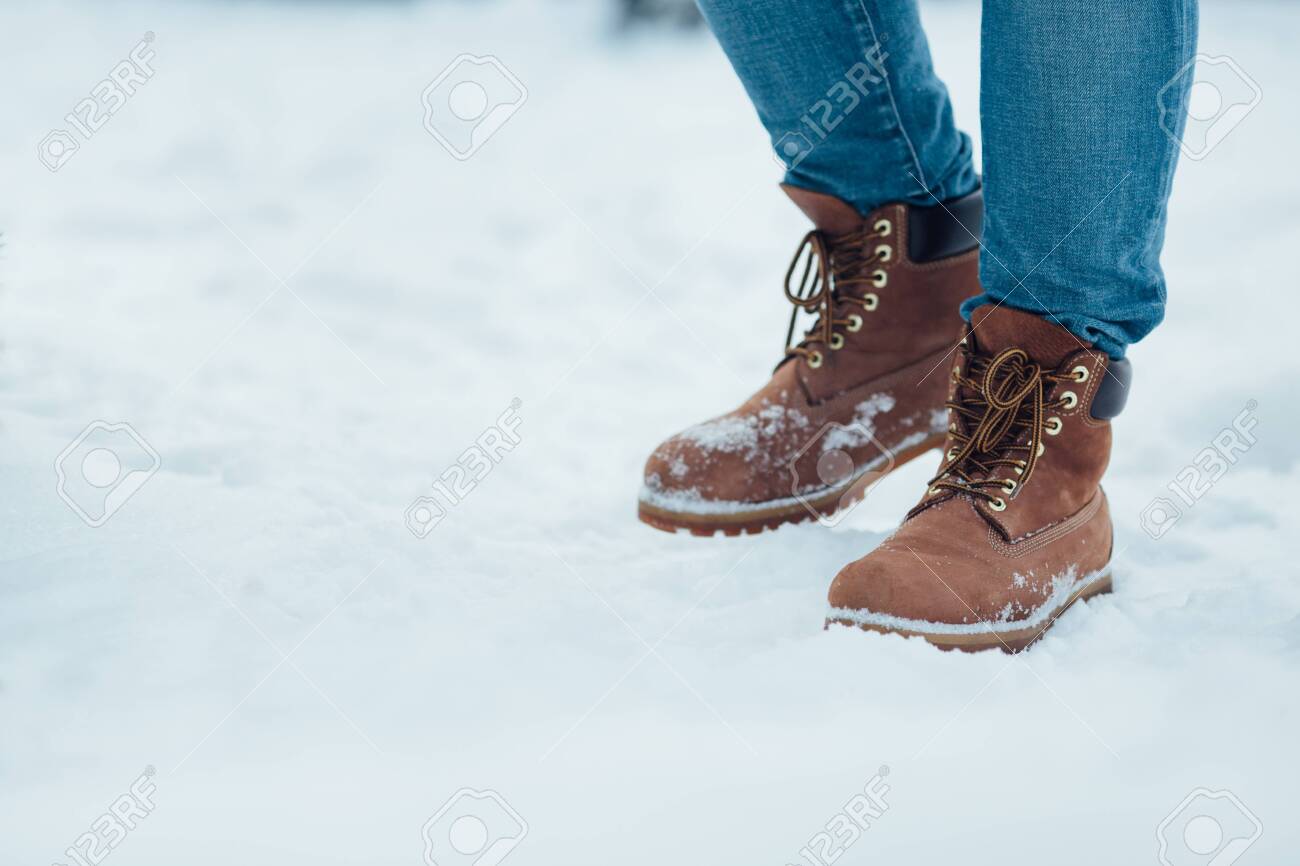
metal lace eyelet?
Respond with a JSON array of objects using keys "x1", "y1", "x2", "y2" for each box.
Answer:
[
  {"x1": 875, "y1": 245, "x2": 892, "y2": 262},
  {"x1": 846, "y1": 313, "x2": 863, "y2": 333},
  {"x1": 1072, "y1": 365, "x2": 1090, "y2": 383},
  {"x1": 871, "y1": 269, "x2": 888, "y2": 288},
  {"x1": 1013, "y1": 460, "x2": 1026, "y2": 475},
  {"x1": 862, "y1": 292, "x2": 880, "y2": 310},
  {"x1": 1036, "y1": 442, "x2": 1045, "y2": 457},
  {"x1": 1045, "y1": 417, "x2": 1063, "y2": 436},
  {"x1": 989, "y1": 497, "x2": 1007, "y2": 512},
  {"x1": 1060, "y1": 390, "x2": 1079, "y2": 409},
  {"x1": 830, "y1": 333, "x2": 845, "y2": 350},
  {"x1": 928, "y1": 486, "x2": 942, "y2": 496},
  {"x1": 947, "y1": 447, "x2": 959, "y2": 460},
  {"x1": 807, "y1": 351, "x2": 823, "y2": 369},
  {"x1": 951, "y1": 365, "x2": 962, "y2": 381},
  {"x1": 1002, "y1": 479, "x2": 1017, "y2": 494},
  {"x1": 874, "y1": 219, "x2": 892, "y2": 237}
]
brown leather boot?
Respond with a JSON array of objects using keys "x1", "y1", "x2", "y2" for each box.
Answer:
[
  {"x1": 638, "y1": 184, "x2": 983, "y2": 535},
  {"x1": 826, "y1": 304, "x2": 1132, "y2": 651}
]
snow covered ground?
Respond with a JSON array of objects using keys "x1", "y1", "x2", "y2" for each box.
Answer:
[{"x1": 1, "y1": 1, "x2": 1297, "y2": 863}]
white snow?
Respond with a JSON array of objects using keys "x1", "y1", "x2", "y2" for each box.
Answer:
[
  {"x1": 676, "y1": 401, "x2": 810, "y2": 458},
  {"x1": 2, "y1": 1, "x2": 1298, "y2": 865},
  {"x1": 819, "y1": 392, "x2": 896, "y2": 452}
]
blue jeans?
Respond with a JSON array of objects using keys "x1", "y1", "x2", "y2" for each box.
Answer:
[{"x1": 696, "y1": 0, "x2": 1198, "y2": 357}]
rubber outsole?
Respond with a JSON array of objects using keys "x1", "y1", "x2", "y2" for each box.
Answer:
[
  {"x1": 826, "y1": 570, "x2": 1113, "y2": 653},
  {"x1": 636, "y1": 433, "x2": 945, "y2": 537}
]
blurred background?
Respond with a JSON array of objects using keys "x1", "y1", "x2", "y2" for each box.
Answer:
[{"x1": 2, "y1": 2, "x2": 1297, "y2": 865}]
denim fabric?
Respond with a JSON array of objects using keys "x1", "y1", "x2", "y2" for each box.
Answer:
[
  {"x1": 695, "y1": 0, "x2": 980, "y2": 209},
  {"x1": 696, "y1": 0, "x2": 1198, "y2": 357}
]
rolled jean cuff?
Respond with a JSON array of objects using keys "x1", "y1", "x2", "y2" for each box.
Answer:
[{"x1": 959, "y1": 291, "x2": 1149, "y2": 359}]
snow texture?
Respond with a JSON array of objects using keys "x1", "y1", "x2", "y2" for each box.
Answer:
[
  {"x1": 819, "y1": 392, "x2": 896, "y2": 452},
  {"x1": 1, "y1": 2, "x2": 1298, "y2": 865},
  {"x1": 677, "y1": 401, "x2": 810, "y2": 458}
]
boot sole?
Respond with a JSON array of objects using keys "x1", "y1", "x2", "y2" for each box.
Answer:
[
  {"x1": 637, "y1": 432, "x2": 945, "y2": 537},
  {"x1": 827, "y1": 567, "x2": 1113, "y2": 653}
]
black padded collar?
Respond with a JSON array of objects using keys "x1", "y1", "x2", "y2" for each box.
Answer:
[
  {"x1": 1090, "y1": 357, "x2": 1132, "y2": 420},
  {"x1": 908, "y1": 187, "x2": 983, "y2": 263}
]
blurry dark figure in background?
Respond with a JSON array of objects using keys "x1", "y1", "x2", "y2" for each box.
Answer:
[{"x1": 619, "y1": 0, "x2": 703, "y2": 28}]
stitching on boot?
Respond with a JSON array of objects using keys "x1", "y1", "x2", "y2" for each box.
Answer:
[{"x1": 988, "y1": 489, "x2": 1104, "y2": 556}]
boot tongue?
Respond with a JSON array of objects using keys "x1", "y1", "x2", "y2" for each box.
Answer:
[
  {"x1": 781, "y1": 184, "x2": 863, "y2": 236},
  {"x1": 968, "y1": 304, "x2": 1088, "y2": 368}
]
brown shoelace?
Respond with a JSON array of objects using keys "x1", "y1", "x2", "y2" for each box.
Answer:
[
  {"x1": 916, "y1": 346, "x2": 1079, "y2": 513},
  {"x1": 782, "y1": 221, "x2": 892, "y2": 367}
]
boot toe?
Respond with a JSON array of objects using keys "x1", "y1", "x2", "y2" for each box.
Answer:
[
  {"x1": 827, "y1": 542, "x2": 976, "y2": 628},
  {"x1": 827, "y1": 555, "x2": 895, "y2": 614},
  {"x1": 640, "y1": 419, "x2": 792, "y2": 508}
]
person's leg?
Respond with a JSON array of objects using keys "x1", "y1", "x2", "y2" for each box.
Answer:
[
  {"x1": 638, "y1": 0, "x2": 987, "y2": 535},
  {"x1": 961, "y1": 0, "x2": 1199, "y2": 357},
  {"x1": 827, "y1": 1, "x2": 1201, "y2": 650},
  {"x1": 695, "y1": 0, "x2": 979, "y2": 212}
]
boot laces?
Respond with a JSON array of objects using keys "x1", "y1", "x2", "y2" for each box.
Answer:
[
  {"x1": 918, "y1": 346, "x2": 1076, "y2": 512},
  {"x1": 782, "y1": 221, "x2": 892, "y2": 367}
]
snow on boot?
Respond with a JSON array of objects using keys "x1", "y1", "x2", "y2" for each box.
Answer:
[
  {"x1": 826, "y1": 304, "x2": 1131, "y2": 651},
  {"x1": 638, "y1": 184, "x2": 982, "y2": 535}
]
